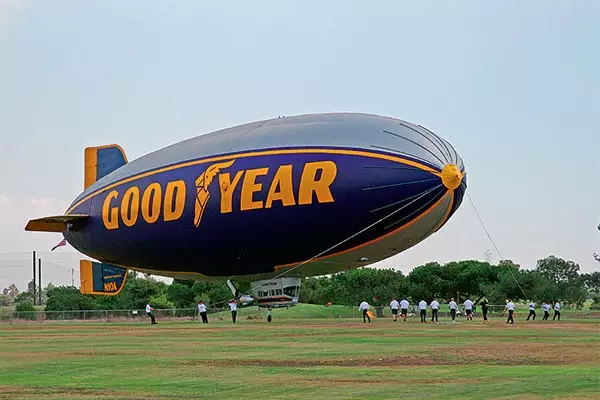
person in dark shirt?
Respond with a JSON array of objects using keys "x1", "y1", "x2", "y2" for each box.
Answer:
[{"x1": 481, "y1": 299, "x2": 489, "y2": 323}]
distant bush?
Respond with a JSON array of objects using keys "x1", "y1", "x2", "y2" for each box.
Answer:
[
  {"x1": 15, "y1": 301, "x2": 35, "y2": 312},
  {"x1": 15, "y1": 300, "x2": 36, "y2": 320}
]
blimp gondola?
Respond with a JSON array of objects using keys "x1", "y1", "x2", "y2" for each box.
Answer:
[{"x1": 25, "y1": 113, "x2": 466, "y2": 316}]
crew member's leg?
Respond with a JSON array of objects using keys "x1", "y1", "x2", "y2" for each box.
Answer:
[
  {"x1": 451, "y1": 309, "x2": 456, "y2": 321},
  {"x1": 232, "y1": 310, "x2": 237, "y2": 323}
]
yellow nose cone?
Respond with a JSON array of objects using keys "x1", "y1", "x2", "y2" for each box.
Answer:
[{"x1": 439, "y1": 164, "x2": 463, "y2": 190}]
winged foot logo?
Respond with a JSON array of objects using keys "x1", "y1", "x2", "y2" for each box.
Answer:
[{"x1": 101, "y1": 158, "x2": 338, "y2": 230}]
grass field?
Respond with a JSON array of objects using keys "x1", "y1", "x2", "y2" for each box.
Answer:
[{"x1": 1, "y1": 305, "x2": 598, "y2": 400}]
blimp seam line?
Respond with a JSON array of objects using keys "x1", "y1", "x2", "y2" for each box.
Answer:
[
  {"x1": 370, "y1": 187, "x2": 440, "y2": 213},
  {"x1": 383, "y1": 128, "x2": 448, "y2": 167},
  {"x1": 369, "y1": 145, "x2": 438, "y2": 168},
  {"x1": 384, "y1": 186, "x2": 447, "y2": 230},
  {"x1": 272, "y1": 183, "x2": 448, "y2": 271},
  {"x1": 389, "y1": 122, "x2": 450, "y2": 164},
  {"x1": 415, "y1": 124, "x2": 455, "y2": 165},
  {"x1": 362, "y1": 177, "x2": 441, "y2": 192},
  {"x1": 433, "y1": 191, "x2": 455, "y2": 233},
  {"x1": 65, "y1": 147, "x2": 439, "y2": 214}
]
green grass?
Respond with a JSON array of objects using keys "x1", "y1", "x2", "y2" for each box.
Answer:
[{"x1": 1, "y1": 305, "x2": 599, "y2": 399}]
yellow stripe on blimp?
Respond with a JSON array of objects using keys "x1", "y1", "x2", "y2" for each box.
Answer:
[{"x1": 67, "y1": 148, "x2": 438, "y2": 214}]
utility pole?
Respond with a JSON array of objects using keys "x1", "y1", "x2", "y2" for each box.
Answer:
[
  {"x1": 38, "y1": 258, "x2": 42, "y2": 306},
  {"x1": 32, "y1": 250, "x2": 36, "y2": 306}
]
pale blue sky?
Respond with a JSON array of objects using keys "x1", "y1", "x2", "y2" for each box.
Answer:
[{"x1": 1, "y1": 1, "x2": 598, "y2": 290}]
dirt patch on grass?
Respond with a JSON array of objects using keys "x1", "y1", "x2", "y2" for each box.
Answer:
[{"x1": 0, "y1": 386, "x2": 203, "y2": 399}]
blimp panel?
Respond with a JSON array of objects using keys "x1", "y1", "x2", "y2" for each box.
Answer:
[{"x1": 70, "y1": 114, "x2": 463, "y2": 207}]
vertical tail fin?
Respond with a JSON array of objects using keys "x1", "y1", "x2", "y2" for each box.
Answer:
[{"x1": 84, "y1": 144, "x2": 128, "y2": 189}]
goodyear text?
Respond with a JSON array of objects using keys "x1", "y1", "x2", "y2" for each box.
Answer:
[{"x1": 101, "y1": 160, "x2": 337, "y2": 230}]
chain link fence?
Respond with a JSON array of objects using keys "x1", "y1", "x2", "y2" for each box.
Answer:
[{"x1": 0, "y1": 304, "x2": 596, "y2": 322}]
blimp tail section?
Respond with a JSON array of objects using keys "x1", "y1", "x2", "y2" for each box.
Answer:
[
  {"x1": 84, "y1": 144, "x2": 128, "y2": 189},
  {"x1": 25, "y1": 214, "x2": 89, "y2": 232},
  {"x1": 79, "y1": 260, "x2": 128, "y2": 296}
]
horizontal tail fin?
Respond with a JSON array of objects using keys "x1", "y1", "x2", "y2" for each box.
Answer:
[
  {"x1": 80, "y1": 260, "x2": 128, "y2": 296},
  {"x1": 25, "y1": 214, "x2": 89, "y2": 232},
  {"x1": 84, "y1": 144, "x2": 128, "y2": 189}
]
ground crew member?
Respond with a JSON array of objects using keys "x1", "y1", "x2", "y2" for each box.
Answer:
[
  {"x1": 197, "y1": 301, "x2": 208, "y2": 323},
  {"x1": 229, "y1": 299, "x2": 237, "y2": 323},
  {"x1": 553, "y1": 301, "x2": 561, "y2": 320},
  {"x1": 501, "y1": 299, "x2": 515, "y2": 324},
  {"x1": 448, "y1": 298, "x2": 458, "y2": 321},
  {"x1": 418, "y1": 300, "x2": 427, "y2": 323},
  {"x1": 390, "y1": 297, "x2": 400, "y2": 321},
  {"x1": 464, "y1": 298, "x2": 474, "y2": 320},
  {"x1": 526, "y1": 301, "x2": 536, "y2": 321},
  {"x1": 146, "y1": 302, "x2": 157, "y2": 325},
  {"x1": 359, "y1": 300, "x2": 371, "y2": 323},
  {"x1": 400, "y1": 297, "x2": 409, "y2": 321},
  {"x1": 542, "y1": 302, "x2": 551, "y2": 320},
  {"x1": 481, "y1": 299, "x2": 489, "y2": 322},
  {"x1": 430, "y1": 298, "x2": 440, "y2": 322}
]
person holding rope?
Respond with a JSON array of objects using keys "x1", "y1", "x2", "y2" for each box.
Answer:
[
  {"x1": 418, "y1": 299, "x2": 427, "y2": 323},
  {"x1": 481, "y1": 299, "x2": 489, "y2": 323},
  {"x1": 400, "y1": 297, "x2": 409, "y2": 321},
  {"x1": 228, "y1": 299, "x2": 238, "y2": 323},
  {"x1": 146, "y1": 301, "x2": 157, "y2": 325},
  {"x1": 430, "y1": 298, "x2": 440, "y2": 322},
  {"x1": 390, "y1": 297, "x2": 400, "y2": 321},
  {"x1": 553, "y1": 300, "x2": 561, "y2": 321},
  {"x1": 359, "y1": 299, "x2": 371, "y2": 323},
  {"x1": 197, "y1": 300, "x2": 208, "y2": 323},
  {"x1": 500, "y1": 299, "x2": 516, "y2": 324},
  {"x1": 464, "y1": 298, "x2": 474, "y2": 320},
  {"x1": 542, "y1": 301, "x2": 551, "y2": 320},
  {"x1": 448, "y1": 298, "x2": 458, "y2": 321},
  {"x1": 526, "y1": 300, "x2": 536, "y2": 321}
]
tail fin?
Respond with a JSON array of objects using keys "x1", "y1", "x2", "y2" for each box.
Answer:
[
  {"x1": 84, "y1": 144, "x2": 128, "y2": 189},
  {"x1": 80, "y1": 260, "x2": 128, "y2": 296},
  {"x1": 25, "y1": 214, "x2": 89, "y2": 232}
]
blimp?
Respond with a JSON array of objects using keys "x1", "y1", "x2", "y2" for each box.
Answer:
[{"x1": 25, "y1": 113, "x2": 466, "y2": 314}]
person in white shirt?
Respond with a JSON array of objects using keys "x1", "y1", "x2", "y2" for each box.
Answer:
[
  {"x1": 542, "y1": 302, "x2": 551, "y2": 320},
  {"x1": 430, "y1": 299, "x2": 440, "y2": 322},
  {"x1": 526, "y1": 301, "x2": 536, "y2": 321},
  {"x1": 229, "y1": 299, "x2": 238, "y2": 323},
  {"x1": 400, "y1": 298, "x2": 409, "y2": 321},
  {"x1": 359, "y1": 300, "x2": 371, "y2": 323},
  {"x1": 389, "y1": 298, "x2": 400, "y2": 321},
  {"x1": 146, "y1": 302, "x2": 157, "y2": 325},
  {"x1": 464, "y1": 298, "x2": 473, "y2": 320},
  {"x1": 502, "y1": 299, "x2": 516, "y2": 324},
  {"x1": 553, "y1": 301, "x2": 561, "y2": 321},
  {"x1": 418, "y1": 300, "x2": 427, "y2": 323},
  {"x1": 448, "y1": 298, "x2": 458, "y2": 321},
  {"x1": 197, "y1": 301, "x2": 208, "y2": 323}
]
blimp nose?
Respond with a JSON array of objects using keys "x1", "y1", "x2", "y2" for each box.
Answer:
[{"x1": 438, "y1": 163, "x2": 464, "y2": 190}]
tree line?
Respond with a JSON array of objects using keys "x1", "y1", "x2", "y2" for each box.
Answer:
[{"x1": 4, "y1": 255, "x2": 600, "y2": 312}]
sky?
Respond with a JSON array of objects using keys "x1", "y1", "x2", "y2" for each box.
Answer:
[{"x1": 1, "y1": 1, "x2": 599, "y2": 291}]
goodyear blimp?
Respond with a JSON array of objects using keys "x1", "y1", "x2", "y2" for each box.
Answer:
[{"x1": 26, "y1": 113, "x2": 466, "y2": 314}]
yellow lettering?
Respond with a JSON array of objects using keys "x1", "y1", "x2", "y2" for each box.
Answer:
[
  {"x1": 104, "y1": 282, "x2": 117, "y2": 292},
  {"x1": 102, "y1": 190, "x2": 120, "y2": 230},
  {"x1": 141, "y1": 183, "x2": 162, "y2": 224},
  {"x1": 219, "y1": 171, "x2": 244, "y2": 213},
  {"x1": 120, "y1": 187, "x2": 140, "y2": 227},
  {"x1": 241, "y1": 167, "x2": 269, "y2": 211},
  {"x1": 265, "y1": 164, "x2": 296, "y2": 208},
  {"x1": 298, "y1": 161, "x2": 337, "y2": 205},
  {"x1": 164, "y1": 180, "x2": 186, "y2": 221}
]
